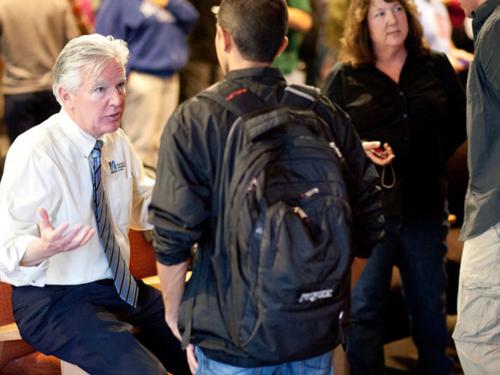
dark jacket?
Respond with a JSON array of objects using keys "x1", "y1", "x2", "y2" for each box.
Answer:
[
  {"x1": 460, "y1": 0, "x2": 500, "y2": 239},
  {"x1": 323, "y1": 51, "x2": 466, "y2": 217},
  {"x1": 149, "y1": 67, "x2": 384, "y2": 366}
]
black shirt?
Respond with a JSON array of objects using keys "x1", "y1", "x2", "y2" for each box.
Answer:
[{"x1": 323, "y1": 51, "x2": 466, "y2": 216}]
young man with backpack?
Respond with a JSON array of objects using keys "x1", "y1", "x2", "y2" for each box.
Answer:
[{"x1": 149, "y1": 0, "x2": 385, "y2": 373}]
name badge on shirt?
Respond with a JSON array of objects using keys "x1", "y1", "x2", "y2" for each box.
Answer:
[{"x1": 109, "y1": 160, "x2": 126, "y2": 174}]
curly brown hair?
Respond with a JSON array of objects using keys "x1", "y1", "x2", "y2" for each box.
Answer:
[{"x1": 339, "y1": 0, "x2": 429, "y2": 66}]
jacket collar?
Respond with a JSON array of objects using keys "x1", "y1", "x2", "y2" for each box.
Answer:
[
  {"x1": 472, "y1": 0, "x2": 500, "y2": 38},
  {"x1": 226, "y1": 67, "x2": 285, "y2": 82}
]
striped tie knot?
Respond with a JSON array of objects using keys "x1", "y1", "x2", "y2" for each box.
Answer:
[{"x1": 92, "y1": 139, "x2": 104, "y2": 155}]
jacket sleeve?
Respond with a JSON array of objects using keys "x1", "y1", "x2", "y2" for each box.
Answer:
[
  {"x1": 148, "y1": 103, "x2": 212, "y2": 265},
  {"x1": 95, "y1": 0, "x2": 131, "y2": 40},
  {"x1": 167, "y1": 0, "x2": 199, "y2": 33},
  {"x1": 317, "y1": 96, "x2": 385, "y2": 258}
]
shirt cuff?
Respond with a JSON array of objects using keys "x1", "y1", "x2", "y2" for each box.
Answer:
[{"x1": 7, "y1": 236, "x2": 49, "y2": 286}]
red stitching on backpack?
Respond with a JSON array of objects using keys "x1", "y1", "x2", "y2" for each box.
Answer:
[{"x1": 226, "y1": 88, "x2": 248, "y2": 101}]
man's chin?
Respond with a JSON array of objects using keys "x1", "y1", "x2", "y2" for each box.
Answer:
[
  {"x1": 102, "y1": 121, "x2": 122, "y2": 135},
  {"x1": 110, "y1": 122, "x2": 122, "y2": 133}
]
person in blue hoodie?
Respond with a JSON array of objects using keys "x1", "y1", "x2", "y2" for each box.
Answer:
[{"x1": 96, "y1": 0, "x2": 198, "y2": 175}]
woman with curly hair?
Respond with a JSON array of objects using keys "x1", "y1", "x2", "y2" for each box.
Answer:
[{"x1": 322, "y1": 0, "x2": 466, "y2": 373}]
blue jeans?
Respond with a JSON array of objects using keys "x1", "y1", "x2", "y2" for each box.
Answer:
[
  {"x1": 194, "y1": 347, "x2": 333, "y2": 375},
  {"x1": 347, "y1": 213, "x2": 452, "y2": 375}
]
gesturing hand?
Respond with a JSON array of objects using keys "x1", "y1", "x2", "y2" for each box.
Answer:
[
  {"x1": 21, "y1": 208, "x2": 95, "y2": 266},
  {"x1": 38, "y1": 208, "x2": 95, "y2": 253}
]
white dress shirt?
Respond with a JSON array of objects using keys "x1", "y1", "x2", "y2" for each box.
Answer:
[{"x1": 0, "y1": 110, "x2": 154, "y2": 286}]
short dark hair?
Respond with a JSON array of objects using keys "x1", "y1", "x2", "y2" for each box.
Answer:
[
  {"x1": 339, "y1": 0, "x2": 429, "y2": 66},
  {"x1": 217, "y1": 0, "x2": 288, "y2": 63}
]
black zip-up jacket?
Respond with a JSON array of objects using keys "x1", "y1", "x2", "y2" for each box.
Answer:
[{"x1": 149, "y1": 67, "x2": 384, "y2": 366}]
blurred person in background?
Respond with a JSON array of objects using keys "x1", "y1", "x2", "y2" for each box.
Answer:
[
  {"x1": 0, "y1": 0, "x2": 81, "y2": 143},
  {"x1": 322, "y1": 0, "x2": 466, "y2": 372},
  {"x1": 70, "y1": 0, "x2": 97, "y2": 32},
  {"x1": 414, "y1": 0, "x2": 473, "y2": 84},
  {"x1": 273, "y1": 0, "x2": 313, "y2": 83}
]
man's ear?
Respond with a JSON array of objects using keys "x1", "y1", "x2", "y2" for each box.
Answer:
[
  {"x1": 274, "y1": 37, "x2": 289, "y2": 60},
  {"x1": 57, "y1": 86, "x2": 73, "y2": 110},
  {"x1": 218, "y1": 25, "x2": 233, "y2": 52}
]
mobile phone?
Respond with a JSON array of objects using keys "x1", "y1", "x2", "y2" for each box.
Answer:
[{"x1": 370, "y1": 147, "x2": 388, "y2": 159}]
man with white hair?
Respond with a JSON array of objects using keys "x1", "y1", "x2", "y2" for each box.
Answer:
[{"x1": 0, "y1": 34, "x2": 189, "y2": 375}]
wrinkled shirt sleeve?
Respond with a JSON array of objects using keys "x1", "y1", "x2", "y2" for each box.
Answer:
[{"x1": 0, "y1": 147, "x2": 54, "y2": 286}]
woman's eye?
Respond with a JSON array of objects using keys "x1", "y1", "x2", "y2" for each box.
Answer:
[{"x1": 95, "y1": 87, "x2": 105, "y2": 93}]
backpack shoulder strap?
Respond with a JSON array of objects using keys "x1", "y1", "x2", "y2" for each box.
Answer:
[
  {"x1": 281, "y1": 83, "x2": 322, "y2": 108},
  {"x1": 283, "y1": 84, "x2": 347, "y2": 163},
  {"x1": 199, "y1": 80, "x2": 267, "y2": 117},
  {"x1": 198, "y1": 81, "x2": 270, "y2": 261}
]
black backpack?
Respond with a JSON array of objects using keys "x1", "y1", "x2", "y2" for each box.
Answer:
[{"x1": 200, "y1": 82, "x2": 352, "y2": 363}]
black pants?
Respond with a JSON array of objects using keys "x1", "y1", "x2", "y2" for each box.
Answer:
[
  {"x1": 4, "y1": 91, "x2": 60, "y2": 143},
  {"x1": 12, "y1": 279, "x2": 189, "y2": 375}
]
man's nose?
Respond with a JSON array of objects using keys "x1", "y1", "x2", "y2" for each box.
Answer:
[{"x1": 109, "y1": 87, "x2": 125, "y2": 106}]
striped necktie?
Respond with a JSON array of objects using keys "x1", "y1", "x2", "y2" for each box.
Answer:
[{"x1": 90, "y1": 140, "x2": 138, "y2": 307}]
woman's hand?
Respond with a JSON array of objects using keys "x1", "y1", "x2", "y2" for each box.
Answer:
[{"x1": 362, "y1": 141, "x2": 395, "y2": 166}]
